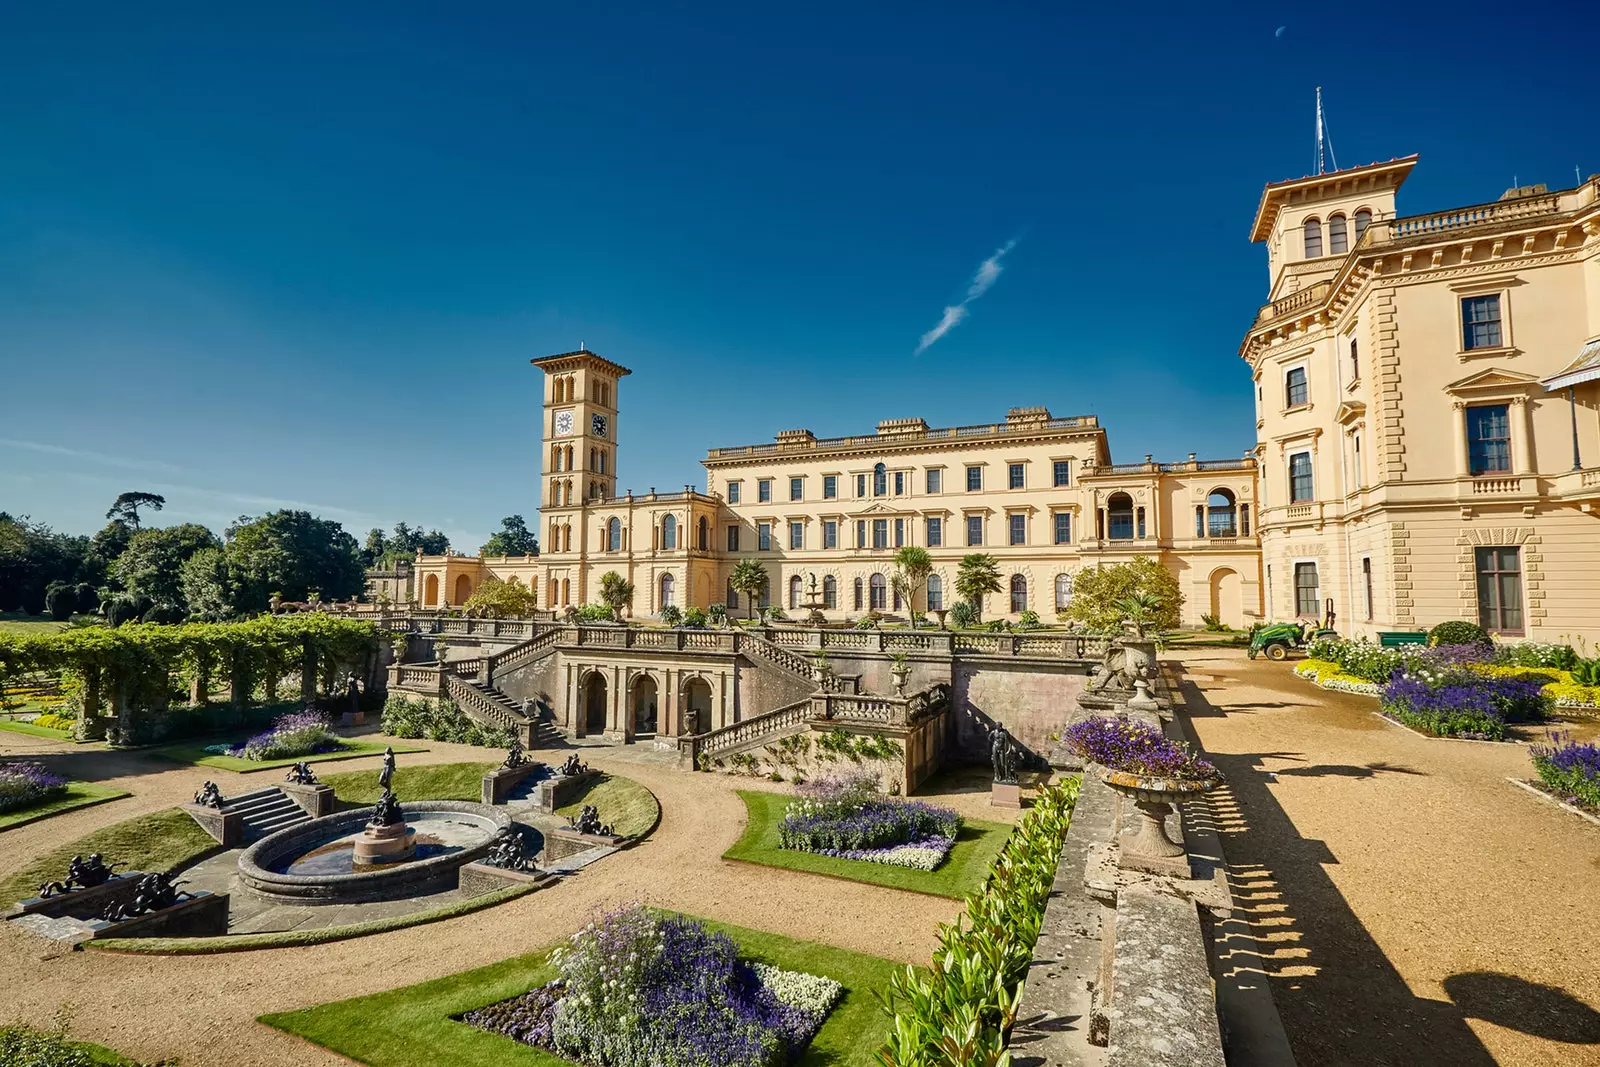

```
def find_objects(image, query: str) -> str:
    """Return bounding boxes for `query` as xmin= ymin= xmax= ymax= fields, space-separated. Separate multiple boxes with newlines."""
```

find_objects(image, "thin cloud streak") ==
xmin=914 ymin=239 xmax=1018 ymax=355
xmin=0 ymin=437 xmax=185 ymax=475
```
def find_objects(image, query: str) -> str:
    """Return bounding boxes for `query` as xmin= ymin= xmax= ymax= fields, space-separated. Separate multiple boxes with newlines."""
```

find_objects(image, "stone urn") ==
xmin=1101 ymin=769 xmax=1222 ymax=860
xmin=1114 ymin=636 xmax=1158 ymax=680
xmin=889 ymin=661 xmax=910 ymax=696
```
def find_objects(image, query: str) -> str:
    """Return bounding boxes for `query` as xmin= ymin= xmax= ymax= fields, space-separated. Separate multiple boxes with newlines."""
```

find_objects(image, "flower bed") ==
xmin=1060 ymin=715 xmax=1217 ymax=779
xmin=777 ymin=774 xmax=961 ymax=871
xmin=1300 ymin=637 xmax=1600 ymax=711
xmin=1381 ymin=667 xmax=1547 ymax=740
xmin=1294 ymin=659 xmax=1384 ymax=695
xmin=0 ymin=760 xmax=69 ymax=814
xmin=463 ymin=905 xmax=842 ymax=1067
xmin=1530 ymin=732 xmax=1600 ymax=811
xmin=204 ymin=709 xmax=342 ymax=762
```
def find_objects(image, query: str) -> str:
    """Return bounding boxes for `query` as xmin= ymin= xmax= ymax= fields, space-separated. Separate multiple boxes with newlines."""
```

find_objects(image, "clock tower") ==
xmin=532 ymin=349 xmax=631 ymax=561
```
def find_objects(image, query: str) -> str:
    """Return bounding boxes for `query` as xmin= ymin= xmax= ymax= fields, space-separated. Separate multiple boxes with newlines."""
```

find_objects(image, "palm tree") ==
xmin=730 ymin=559 xmax=768 ymax=621
xmin=955 ymin=553 xmax=1003 ymax=622
xmin=1112 ymin=591 xmax=1164 ymax=638
xmin=892 ymin=546 xmax=933 ymax=628
xmin=598 ymin=571 xmax=635 ymax=622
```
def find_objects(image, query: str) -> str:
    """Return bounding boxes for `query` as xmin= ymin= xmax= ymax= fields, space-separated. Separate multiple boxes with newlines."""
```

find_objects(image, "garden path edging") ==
xmin=1505 ymin=777 xmax=1600 ymax=828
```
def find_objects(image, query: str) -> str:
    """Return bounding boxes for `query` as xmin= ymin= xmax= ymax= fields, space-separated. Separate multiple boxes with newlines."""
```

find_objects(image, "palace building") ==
xmin=404 ymin=157 xmax=1600 ymax=644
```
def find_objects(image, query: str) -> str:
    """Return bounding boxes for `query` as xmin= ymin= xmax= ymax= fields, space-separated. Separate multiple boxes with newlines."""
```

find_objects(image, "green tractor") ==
xmin=1248 ymin=601 xmax=1339 ymax=661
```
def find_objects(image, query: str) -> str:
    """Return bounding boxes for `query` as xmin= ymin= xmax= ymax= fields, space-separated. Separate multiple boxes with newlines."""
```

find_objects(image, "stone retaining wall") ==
xmin=481 ymin=762 xmax=549 ymax=806
xmin=85 ymin=891 xmax=230 ymax=940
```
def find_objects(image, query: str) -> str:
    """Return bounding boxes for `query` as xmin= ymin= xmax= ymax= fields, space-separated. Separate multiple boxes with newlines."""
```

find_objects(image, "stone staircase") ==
xmin=226 ymin=787 xmax=314 ymax=842
xmin=740 ymin=631 xmax=850 ymax=693
xmin=443 ymin=673 xmax=564 ymax=748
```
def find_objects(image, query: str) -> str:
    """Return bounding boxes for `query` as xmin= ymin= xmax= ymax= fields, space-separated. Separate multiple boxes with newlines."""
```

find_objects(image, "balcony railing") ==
xmin=707 ymin=415 xmax=1100 ymax=460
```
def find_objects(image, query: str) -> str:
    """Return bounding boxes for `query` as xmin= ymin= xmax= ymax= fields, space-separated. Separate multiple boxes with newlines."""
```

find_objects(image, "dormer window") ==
xmin=1303 ymin=218 xmax=1323 ymax=258
xmin=1329 ymin=214 xmax=1348 ymax=254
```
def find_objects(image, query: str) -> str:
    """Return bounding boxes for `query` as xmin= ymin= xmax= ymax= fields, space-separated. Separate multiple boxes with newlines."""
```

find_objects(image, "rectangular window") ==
xmin=894 ymin=518 xmax=905 ymax=547
xmin=1466 ymin=405 xmax=1511 ymax=475
xmin=788 ymin=521 xmax=803 ymax=550
xmin=852 ymin=579 xmax=862 ymax=611
xmin=1008 ymin=463 xmax=1024 ymax=489
xmin=1286 ymin=366 xmax=1309 ymax=408
xmin=1008 ymin=513 xmax=1026 ymax=545
xmin=1054 ymin=512 xmax=1071 ymax=544
xmin=1476 ymin=547 xmax=1523 ymax=633
xmin=894 ymin=471 xmax=905 ymax=496
xmin=758 ymin=479 xmax=772 ymax=503
xmin=926 ymin=517 xmax=942 ymax=546
xmin=856 ymin=474 xmax=867 ymax=498
xmin=927 ymin=579 xmax=943 ymax=611
xmin=822 ymin=520 xmax=837 ymax=549
xmin=856 ymin=520 xmax=866 ymax=548
xmin=727 ymin=481 xmax=741 ymax=504
xmin=925 ymin=468 xmax=942 ymax=494
xmin=757 ymin=522 xmax=771 ymax=551
xmin=1462 ymin=295 xmax=1503 ymax=350
xmin=966 ymin=515 xmax=983 ymax=546
xmin=727 ymin=525 xmax=740 ymax=552
xmin=1290 ymin=452 xmax=1314 ymax=502
xmin=790 ymin=477 xmax=803 ymax=502
xmin=1136 ymin=507 xmax=1146 ymax=539
xmin=823 ymin=475 xmax=837 ymax=500
xmin=966 ymin=466 xmax=982 ymax=492
xmin=1362 ymin=557 xmax=1374 ymax=621
xmin=1052 ymin=460 xmax=1070 ymax=487
xmin=1349 ymin=338 xmax=1359 ymax=381
xmin=1294 ymin=562 xmax=1319 ymax=617
xmin=872 ymin=519 xmax=888 ymax=549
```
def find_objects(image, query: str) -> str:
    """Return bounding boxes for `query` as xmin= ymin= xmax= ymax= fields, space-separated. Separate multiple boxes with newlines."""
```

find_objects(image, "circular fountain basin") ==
xmin=238 ymin=801 xmax=510 ymax=904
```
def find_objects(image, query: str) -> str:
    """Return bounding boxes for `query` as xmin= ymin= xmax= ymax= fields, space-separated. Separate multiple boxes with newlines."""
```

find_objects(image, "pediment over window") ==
xmin=1445 ymin=368 xmax=1541 ymax=395
xmin=850 ymin=502 xmax=903 ymax=516
xmin=1334 ymin=400 xmax=1366 ymax=425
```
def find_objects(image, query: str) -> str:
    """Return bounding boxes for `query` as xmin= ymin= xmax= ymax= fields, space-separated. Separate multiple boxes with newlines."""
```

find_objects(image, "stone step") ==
xmin=250 ymin=811 xmax=312 ymax=834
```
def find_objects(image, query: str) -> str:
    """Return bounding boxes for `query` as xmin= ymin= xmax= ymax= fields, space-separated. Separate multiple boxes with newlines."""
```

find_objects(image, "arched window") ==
xmin=1353 ymin=208 xmax=1372 ymax=241
xmin=560 ymin=578 xmax=570 ymax=605
xmin=1303 ymin=217 xmax=1323 ymax=258
xmin=823 ymin=575 xmax=838 ymax=609
xmin=1009 ymin=575 xmax=1028 ymax=614
xmin=598 ymin=452 xmax=607 ymax=475
xmin=563 ymin=480 xmax=573 ymax=506
xmin=1328 ymin=214 xmax=1348 ymax=254
xmin=873 ymin=462 xmax=887 ymax=497
xmin=853 ymin=577 xmax=864 ymax=611
xmin=869 ymin=573 xmax=887 ymax=611
xmin=607 ymin=518 xmax=622 ymax=552
xmin=926 ymin=574 xmax=943 ymax=611
xmin=697 ymin=516 xmax=709 ymax=551
xmin=1055 ymin=573 xmax=1073 ymax=611
xmin=660 ymin=573 xmax=675 ymax=609
xmin=662 ymin=514 xmax=678 ymax=550
xmin=564 ymin=444 xmax=573 ymax=470
xmin=789 ymin=575 xmax=803 ymax=609
xmin=1207 ymin=489 xmax=1238 ymax=538
xmin=1107 ymin=493 xmax=1135 ymax=540
xmin=726 ymin=578 xmax=738 ymax=610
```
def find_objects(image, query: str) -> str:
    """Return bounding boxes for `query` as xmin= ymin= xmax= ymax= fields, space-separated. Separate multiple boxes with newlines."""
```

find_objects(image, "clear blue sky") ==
xmin=2 ymin=2 xmax=1592 ymax=550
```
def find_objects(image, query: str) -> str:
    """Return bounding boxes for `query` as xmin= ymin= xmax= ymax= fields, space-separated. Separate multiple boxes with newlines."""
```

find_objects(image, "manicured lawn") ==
xmin=724 ymin=790 xmax=1012 ymax=899
xmin=321 ymin=761 xmax=498 ymax=803
xmin=0 ymin=782 xmax=130 ymax=831
xmin=0 ymin=807 xmax=217 ymax=906
xmin=554 ymin=772 xmax=661 ymax=838
xmin=148 ymin=738 xmax=426 ymax=773
xmin=0 ymin=717 xmax=81 ymax=741
xmin=260 ymin=915 xmax=901 ymax=1067
xmin=0 ymin=612 xmax=69 ymax=636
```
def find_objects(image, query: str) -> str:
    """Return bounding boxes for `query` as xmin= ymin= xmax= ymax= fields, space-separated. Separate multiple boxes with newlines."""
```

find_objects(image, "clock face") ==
xmin=591 ymin=414 xmax=608 ymax=439
xmin=553 ymin=410 xmax=574 ymax=436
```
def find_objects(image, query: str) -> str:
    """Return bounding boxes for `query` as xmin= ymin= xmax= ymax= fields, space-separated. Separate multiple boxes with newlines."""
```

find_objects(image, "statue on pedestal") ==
xmin=369 ymin=789 xmax=404 ymax=827
xmin=194 ymin=781 xmax=225 ymax=809
xmin=378 ymin=746 xmax=396 ymax=792
xmin=503 ymin=735 xmax=528 ymax=769
xmin=285 ymin=761 xmax=319 ymax=785
xmin=39 ymin=854 xmax=120 ymax=898
xmin=989 ymin=724 xmax=1019 ymax=785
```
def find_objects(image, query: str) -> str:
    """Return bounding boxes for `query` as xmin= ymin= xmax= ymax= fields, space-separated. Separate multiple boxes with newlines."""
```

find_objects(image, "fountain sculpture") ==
xmin=351 ymin=747 xmax=416 ymax=867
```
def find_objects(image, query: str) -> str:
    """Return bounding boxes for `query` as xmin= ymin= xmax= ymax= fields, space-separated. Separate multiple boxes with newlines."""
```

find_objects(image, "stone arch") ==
xmin=681 ymin=675 xmax=714 ymax=735
xmin=662 ymin=513 xmax=678 ymax=550
xmin=454 ymin=574 xmax=473 ymax=604
xmin=660 ymin=572 xmax=676 ymax=610
xmin=582 ymin=670 xmax=608 ymax=734
xmin=1010 ymin=573 xmax=1028 ymax=614
xmin=1209 ymin=567 xmax=1243 ymax=629
xmin=631 ymin=673 xmax=659 ymax=734
xmin=789 ymin=574 xmax=803 ymax=610
xmin=423 ymin=573 xmax=439 ymax=607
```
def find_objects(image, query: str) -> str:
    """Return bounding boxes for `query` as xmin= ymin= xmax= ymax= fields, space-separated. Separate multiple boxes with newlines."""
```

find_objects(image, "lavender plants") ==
xmin=1529 ymin=731 xmax=1600 ymax=809
xmin=1381 ymin=666 xmax=1547 ymax=740
xmin=777 ymin=774 xmax=961 ymax=871
xmin=1060 ymin=715 xmax=1217 ymax=780
xmin=225 ymin=709 xmax=341 ymax=761
xmin=0 ymin=761 xmax=69 ymax=814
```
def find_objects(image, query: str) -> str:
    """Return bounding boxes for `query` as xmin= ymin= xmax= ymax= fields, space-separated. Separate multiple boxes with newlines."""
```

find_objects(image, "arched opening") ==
xmin=1303 ymin=216 xmax=1323 ymax=258
xmin=1207 ymin=489 xmax=1238 ymax=537
xmin=682 ymin=677 xmax=713 ymax=735
xmin=1353 ymin=208 xmax=1371 ymax=242
xmin=697 ymin=516 xmax=709 ymax=551
xmin=1010 ymin=574 xmax=1028 ymax=614
xmin=852 ymin=577 xmax=863 ymax=611
xmin=583 ymin=672 xmax=608 ymax=735
xmin=662 ymin=514 xmax=677 ymax=550
xmin=1328 ymin=213 xmax=1348 ymax=254
xmin=1107 ymin=493 xmax=1135 ymax=540
xmin=789 ymin=575 xmax=803 ymax=610
xmin=873 ymin=462 xmax=887 ymax=497
xmin=631 ymin=675 xmax=658 ymax=735
xmin=926 ymin=574 xmax=943 ymax=611
xmin=823 ymin=575 xmax=838 ymax=609
xmin=1055 ymin=573 xmax=1073 ymax=611
xmin=869 ymin=573 xmax=887 ymax=611
xmin=454 ymin=574 xmax=472 ymax=604
xmin=659 ymin=573 xmax=675 ymax=610
xmin=423 ymin=573 xmax=439 ymax=607
xmin=607 ymin=518 xmax=622 ymax=552
xmin=1209 ymin=568 xmax=1243 ymax=629
xmin=560 ymin=578 xmax=570 ymax=605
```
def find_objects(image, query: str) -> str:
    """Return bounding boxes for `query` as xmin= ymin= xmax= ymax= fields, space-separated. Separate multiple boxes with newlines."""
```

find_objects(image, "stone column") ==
xmin=1511 ymin=396 xmax=1534 ymax=475
xmin=1452 ymin=402 xmax=1471 ymax=476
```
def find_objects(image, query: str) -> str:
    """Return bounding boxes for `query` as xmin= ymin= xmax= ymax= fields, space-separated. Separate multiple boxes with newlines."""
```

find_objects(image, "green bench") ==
xmin=1377 ymin=631 xmax=1428 ymax=648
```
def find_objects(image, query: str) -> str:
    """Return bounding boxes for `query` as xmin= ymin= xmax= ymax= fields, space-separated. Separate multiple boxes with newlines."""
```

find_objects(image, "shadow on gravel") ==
xmin=1444 ymin=972 xmax=1600 ymax=1045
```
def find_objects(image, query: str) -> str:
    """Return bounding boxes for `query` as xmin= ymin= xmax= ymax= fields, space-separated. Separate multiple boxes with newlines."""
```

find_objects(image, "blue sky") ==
xmin=2 ymin=2 xmax=1593 ymax=550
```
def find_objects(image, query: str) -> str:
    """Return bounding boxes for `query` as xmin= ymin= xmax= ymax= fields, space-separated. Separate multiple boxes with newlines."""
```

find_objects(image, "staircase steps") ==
xmin=222 ymin=787 xmax=313 ymax=842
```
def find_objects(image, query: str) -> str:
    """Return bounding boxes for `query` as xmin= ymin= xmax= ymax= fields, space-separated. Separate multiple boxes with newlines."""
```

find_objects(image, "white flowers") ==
xmin=753 ymin=964 xmax=844 ymax=1015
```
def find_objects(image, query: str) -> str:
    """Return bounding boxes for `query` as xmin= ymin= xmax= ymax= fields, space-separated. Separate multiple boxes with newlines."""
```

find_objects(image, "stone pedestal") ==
xmin=991 ymin=781 xmax=1022 ymax=809
xmin=281 ymin=782 xmax=335 ymax=818
xmin=352 ymin=821 xmax=416 ymax=867
xmin=340 ymin=710 xmax=367 ymax=727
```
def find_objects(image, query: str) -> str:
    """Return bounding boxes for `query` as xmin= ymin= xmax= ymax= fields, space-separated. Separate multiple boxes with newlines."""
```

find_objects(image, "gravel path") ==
xmin=0 ymin=730 xmax=1006 ymax=1066
xmin=1177 ymin=650 xmax=1600 ymax=1067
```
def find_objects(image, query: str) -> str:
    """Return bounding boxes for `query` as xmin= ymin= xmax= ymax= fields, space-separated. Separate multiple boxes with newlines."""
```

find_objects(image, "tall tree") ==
xmin=179 ymin=547 xmax=233 ymax=621
xmin=479 ymin=515 xmax=539 ymax=557
xmin=955 ymin=553 xmax=1003 ymax=621
xmin=0 ymin=514 xmax=91 ymax=615
xmin=597 ymin=571 xmax=635 ymax=622
xmin=112 ymin=523 xmax=222 ymax=613
xmin=377 ymin=522 xmax=450 ymax=567
xmin=361 ymin=527 xmax=388 ymax=568
xmin=105 ymin=491 xmax=166 ymax=531
xmin=892 ymin=546 xmax=933 ymax=628
xmin=224 ymin=510 xmax=364 ymax=614
xmin=1065 ymin=557 xmax=1183 ymax=633
xmin=730 ymin=559 xmax=769 ymax=621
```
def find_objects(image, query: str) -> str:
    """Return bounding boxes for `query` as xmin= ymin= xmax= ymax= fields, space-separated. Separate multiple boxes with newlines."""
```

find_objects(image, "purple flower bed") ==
xmin=0 ymin=761 xmax=69 ymax=814
xmin=215 ymin=709 xmax=342 ymax=761
xmin=1381 ymin=668 xmax=1547 ymax=741
xmin=1529 ymin=731 xmax=1600 ymax=809
xmin=1061 ymin=715 xmax=1217 ymax=779
xmin=776 ymin=774 xmax=961 ymax=869
xmin=811 ymin=834 xmax=955 ymax=871
xmin=463 ymin=905 xmax=840 ymax=1067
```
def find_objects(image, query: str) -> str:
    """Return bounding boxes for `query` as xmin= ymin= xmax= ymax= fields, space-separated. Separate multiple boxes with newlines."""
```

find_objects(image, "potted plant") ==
xmin=888 ymin=651 xmax=911 ymax=695
xmin=1062 ymin=715 xmax=1221 ymax=862
xmin=813 ymin=649 xmax=832 ymax=686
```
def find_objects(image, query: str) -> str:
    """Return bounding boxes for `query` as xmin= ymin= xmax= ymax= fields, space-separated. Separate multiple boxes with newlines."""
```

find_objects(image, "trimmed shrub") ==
xmin=659 ymin=605 xmax=683 ymax=626
xmin=1427 ymin=620 xmax=1490 ymax=648
xmin=682 ymin=607 xmax=707 ymax=628
xmin=380 ymin=694 xmax=513 ymax=748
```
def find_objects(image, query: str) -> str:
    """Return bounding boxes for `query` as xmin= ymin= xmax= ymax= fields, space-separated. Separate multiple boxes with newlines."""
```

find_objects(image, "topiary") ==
xmin=1428 ymin=620 xmax=1490 ymax=648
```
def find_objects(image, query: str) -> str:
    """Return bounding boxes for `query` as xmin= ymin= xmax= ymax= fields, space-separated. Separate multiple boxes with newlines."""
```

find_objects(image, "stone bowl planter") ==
xmin=1101 ymin=770 xmax=1222 ymax=860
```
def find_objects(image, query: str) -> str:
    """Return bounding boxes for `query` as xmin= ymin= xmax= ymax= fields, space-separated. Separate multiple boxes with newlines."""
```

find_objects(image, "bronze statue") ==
xmin=990 ymin=724 xmax=1019 ymax=784
xmin=503 ymin=735 xmax=528 ymax=770
xmin=567 ymin=804 xmax=614 ymax=837
xmin=377 ymin=746 xmax=396 ymax=792
xmin=193 ymin=781 xmax=225 ymax=808
xmin=483 ymin=828 xmax=537 ymax=872
xmin=559 ymin=753 xmax=589 ymax=778
xmin=101 ymin=871 xmax=189 ymax=922
xmin=285 ymin=761 xmax=319 ymax=785
xmin=38 ymin=854 xmax=120 ymax=898
xmin=369 ymin=789 xmax=404 ymax=827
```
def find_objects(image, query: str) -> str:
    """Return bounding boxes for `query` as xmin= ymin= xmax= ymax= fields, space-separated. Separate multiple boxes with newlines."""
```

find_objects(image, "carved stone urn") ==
xmin=1101 ymin=769 xmax=1221 ymax=860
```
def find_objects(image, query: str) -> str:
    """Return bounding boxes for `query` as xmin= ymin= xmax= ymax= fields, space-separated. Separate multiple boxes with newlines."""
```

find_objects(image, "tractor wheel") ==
xmin=1265 ymin=642 xmax=1289 ymax=661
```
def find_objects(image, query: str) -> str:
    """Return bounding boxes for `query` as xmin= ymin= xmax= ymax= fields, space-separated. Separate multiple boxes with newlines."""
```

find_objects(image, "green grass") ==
xmin=147 ymin=737 xmax=426 ymax=773
xmin=260 ymin=915 xmax=901 ymax=1067
xmin=553 ymin=772 xmax=661 ymax=839
xmin=0 ymin=782 xmax=131 ymax=831
xmin=320 ymin=761 xmax=498 ymax=803
xmin=0 ymin=611 xmax=69 ymax=636
xmin=724 ymin=790 xmax=1012 ymax=899
xmin=0 ymin=717 xmax=82 ymax=741
xmin=90 ymin=883 xmax=536 ymax=954
xmin=0 ymin=807 xmax=218 ymax=906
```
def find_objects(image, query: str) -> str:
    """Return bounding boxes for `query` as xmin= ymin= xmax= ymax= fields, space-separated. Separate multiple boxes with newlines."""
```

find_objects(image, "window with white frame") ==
xmin=1466 ymin=405 xmax=1511 ymax=474
xmin=1303 ymin=217 xmax=1323 ymax=258
xmin=1476 ymin=547 xmax=1523 ymax=634
xmin=1289 ymin=452 xmax=1314 ymax=502
xmin=1055 ymin=572 xmax=1073 ymax=611
xmin=1294 ymin=562 xmax=1319 ymax=617
xmin=925 ymin=468 xmax=942 ymax=494
xmin=966 ymin=515 xmax=983 ymax=546
xmin=1462 ymin=295 xmax=1503 ymax=351
xmin=926 ymin=517 xmax=942 ymax=546
xmin=788 ymin=521 xmax=804 ymax=550
xmin=1286 ymin=366 xmax=1309 ymax=408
